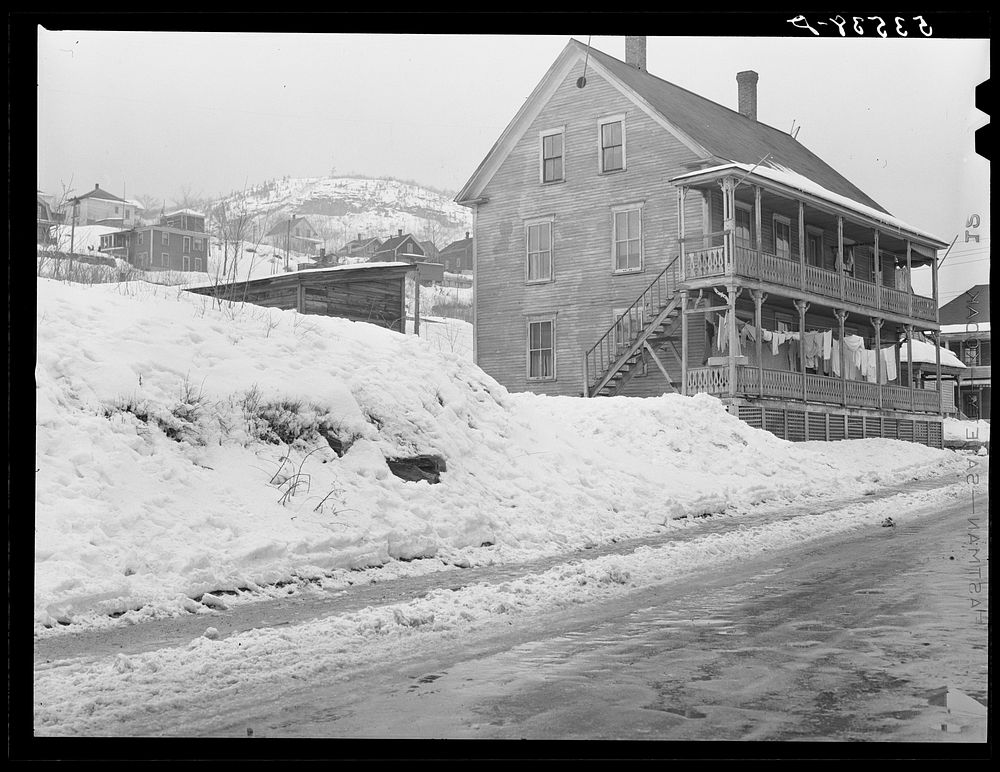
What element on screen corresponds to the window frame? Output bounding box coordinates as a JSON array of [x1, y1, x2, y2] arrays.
[[805, 225, 824, 268], [524, 216, 554, 284], [182, 254, 191, 271], [526, 316, 557, 381], [597, 114, 627, 174], [735, 201, 754, 248], [161, 252, 170, 268], [772, 214, 791, 259], [611, 202, 644, 274], [183, 235, 192, 254], [194, 256, 203, 272], [539, 127, 565, 184], [138, 231, 144, 246], [193, 237, 202, 251], [138, 251, 148, 267], [161, 231, 170, 246]]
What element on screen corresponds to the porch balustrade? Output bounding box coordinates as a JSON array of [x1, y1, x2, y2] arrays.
[[685, 365, 949, 415], [682, 245, 936, 322]]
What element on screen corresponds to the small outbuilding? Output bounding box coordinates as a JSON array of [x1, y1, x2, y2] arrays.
[[185, 261, 416, 331]]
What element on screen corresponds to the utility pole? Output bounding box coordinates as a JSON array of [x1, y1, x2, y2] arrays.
[[69, 198, 79, 255], [285, 215, 291, 271]]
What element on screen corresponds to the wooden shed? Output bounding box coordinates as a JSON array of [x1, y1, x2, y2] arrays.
[[186, 262, 415, 331]]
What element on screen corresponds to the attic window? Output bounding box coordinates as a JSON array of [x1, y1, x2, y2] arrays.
[[540, 128, 564, 183], [599, 115, 626, 173]]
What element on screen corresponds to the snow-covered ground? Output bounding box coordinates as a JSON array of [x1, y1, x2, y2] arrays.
[[35, 276, 968, 636], [944, 417, 990, 444]]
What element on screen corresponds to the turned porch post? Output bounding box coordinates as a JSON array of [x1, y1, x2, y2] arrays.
[[753, 290, 765, 399], [678, 187, 687, 282], [871, 317, 884, 410], [905, 324, 915, 413], [754, 185, 762, 256], [721, 177, 736, 275], [933, 329, 943, 416], [798, 201, 806, 291], [795, 299, 809, 403], [835, 309, 848, 407], [727, 285, 738, 398], [837, 215, 845, 301], [906, 241, 913, 318], [873, 229, 881, 311], [680, 290, 689, 396]]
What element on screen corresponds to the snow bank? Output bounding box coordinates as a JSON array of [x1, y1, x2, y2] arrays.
[[943, 418, 990, 443], [34, 277, 965, 630]]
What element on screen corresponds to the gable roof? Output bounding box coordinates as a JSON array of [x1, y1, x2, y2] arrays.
[[457, 38, 889, 216], [938, 284, 990, 326], [75, 185, 127, 203], [265, 216, 315, 237], [376, 234, 422, 254], [440, 234, 472, 254]]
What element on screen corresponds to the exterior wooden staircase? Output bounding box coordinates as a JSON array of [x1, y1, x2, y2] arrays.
[[583, 256, 682, 397]]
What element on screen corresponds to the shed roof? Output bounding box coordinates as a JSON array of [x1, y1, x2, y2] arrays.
[[938, 284, 990, 326]]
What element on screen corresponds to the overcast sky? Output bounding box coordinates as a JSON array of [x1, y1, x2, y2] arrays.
[[37, 29, 989, 302]]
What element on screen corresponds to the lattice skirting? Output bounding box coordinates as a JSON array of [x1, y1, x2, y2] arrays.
[[735, 404, 943, 448]]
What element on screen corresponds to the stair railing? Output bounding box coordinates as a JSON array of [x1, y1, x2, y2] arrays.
[[583, 255, 680, 395]]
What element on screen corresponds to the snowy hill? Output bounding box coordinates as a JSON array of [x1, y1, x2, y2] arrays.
[[212, 175, 472, 254], [33, 277, 967, 633]]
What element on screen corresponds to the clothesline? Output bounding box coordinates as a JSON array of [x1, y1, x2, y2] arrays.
[[715, 316, 899, 383]]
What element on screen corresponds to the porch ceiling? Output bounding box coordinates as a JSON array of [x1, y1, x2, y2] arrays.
[[672, 164, 946, 259]]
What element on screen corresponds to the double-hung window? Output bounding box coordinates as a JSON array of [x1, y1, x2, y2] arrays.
[[525, 219, 553, 283], [162, 231, 170, 246], [161, 252, 170, 267], [540, 128, 564, 183], [183, 236, 192, 253], [773, 215, 791, 259], [527, 318, 555, 380], [598, 115, 625, 173], [612, 204, 642, 273], [735, 203, 754, 249], [806, 226, 824, 268]]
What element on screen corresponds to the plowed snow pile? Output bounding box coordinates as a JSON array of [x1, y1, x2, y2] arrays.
[[34, 278, 963, 629]]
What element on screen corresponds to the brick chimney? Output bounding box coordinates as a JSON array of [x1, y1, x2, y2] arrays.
[[737, 70, 759, 121], [625, 36, 646, 71], [398, 228, 403, 236]]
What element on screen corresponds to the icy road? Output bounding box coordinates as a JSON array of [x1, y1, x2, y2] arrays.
[[33, 463, 988, 741]]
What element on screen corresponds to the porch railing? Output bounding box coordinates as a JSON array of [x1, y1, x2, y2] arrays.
[[682, 244, 937, 322], [686, 365, 950, 414]]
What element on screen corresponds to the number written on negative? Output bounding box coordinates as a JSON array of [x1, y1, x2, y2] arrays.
[[787, 15, 933, 37]]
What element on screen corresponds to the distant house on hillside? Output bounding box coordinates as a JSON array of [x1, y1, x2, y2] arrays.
[[419, 240, 441, 263], [336, 233, 383, 261], [59, 184, 142, 228], [372, 230, 425, 263], [37, 192, 64, 245], [938, 284, 990, 419], [265, 216, 322, 255], [99, 208, 209, 272], [439, 231, 473, 274]]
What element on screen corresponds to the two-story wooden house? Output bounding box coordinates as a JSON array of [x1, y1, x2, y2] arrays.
[[456, 37, 951, 447], [60, 184, 141, 227], [100, 208, 209, 272], [266, 216, 322, 256], [336, 233, 384, 262], [439, 232, 474, 274], [939, 284, 990, 420], [372, 231, 425, 263]]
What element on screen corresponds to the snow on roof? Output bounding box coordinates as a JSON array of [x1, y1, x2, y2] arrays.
[[670, 161, 948, 247], [163, 208, 206, 218], [940, 322, 990, 335], [898, 338, 966, 368]]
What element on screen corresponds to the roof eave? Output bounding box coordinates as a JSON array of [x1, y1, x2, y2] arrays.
[[670, 166, 949, 251]]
